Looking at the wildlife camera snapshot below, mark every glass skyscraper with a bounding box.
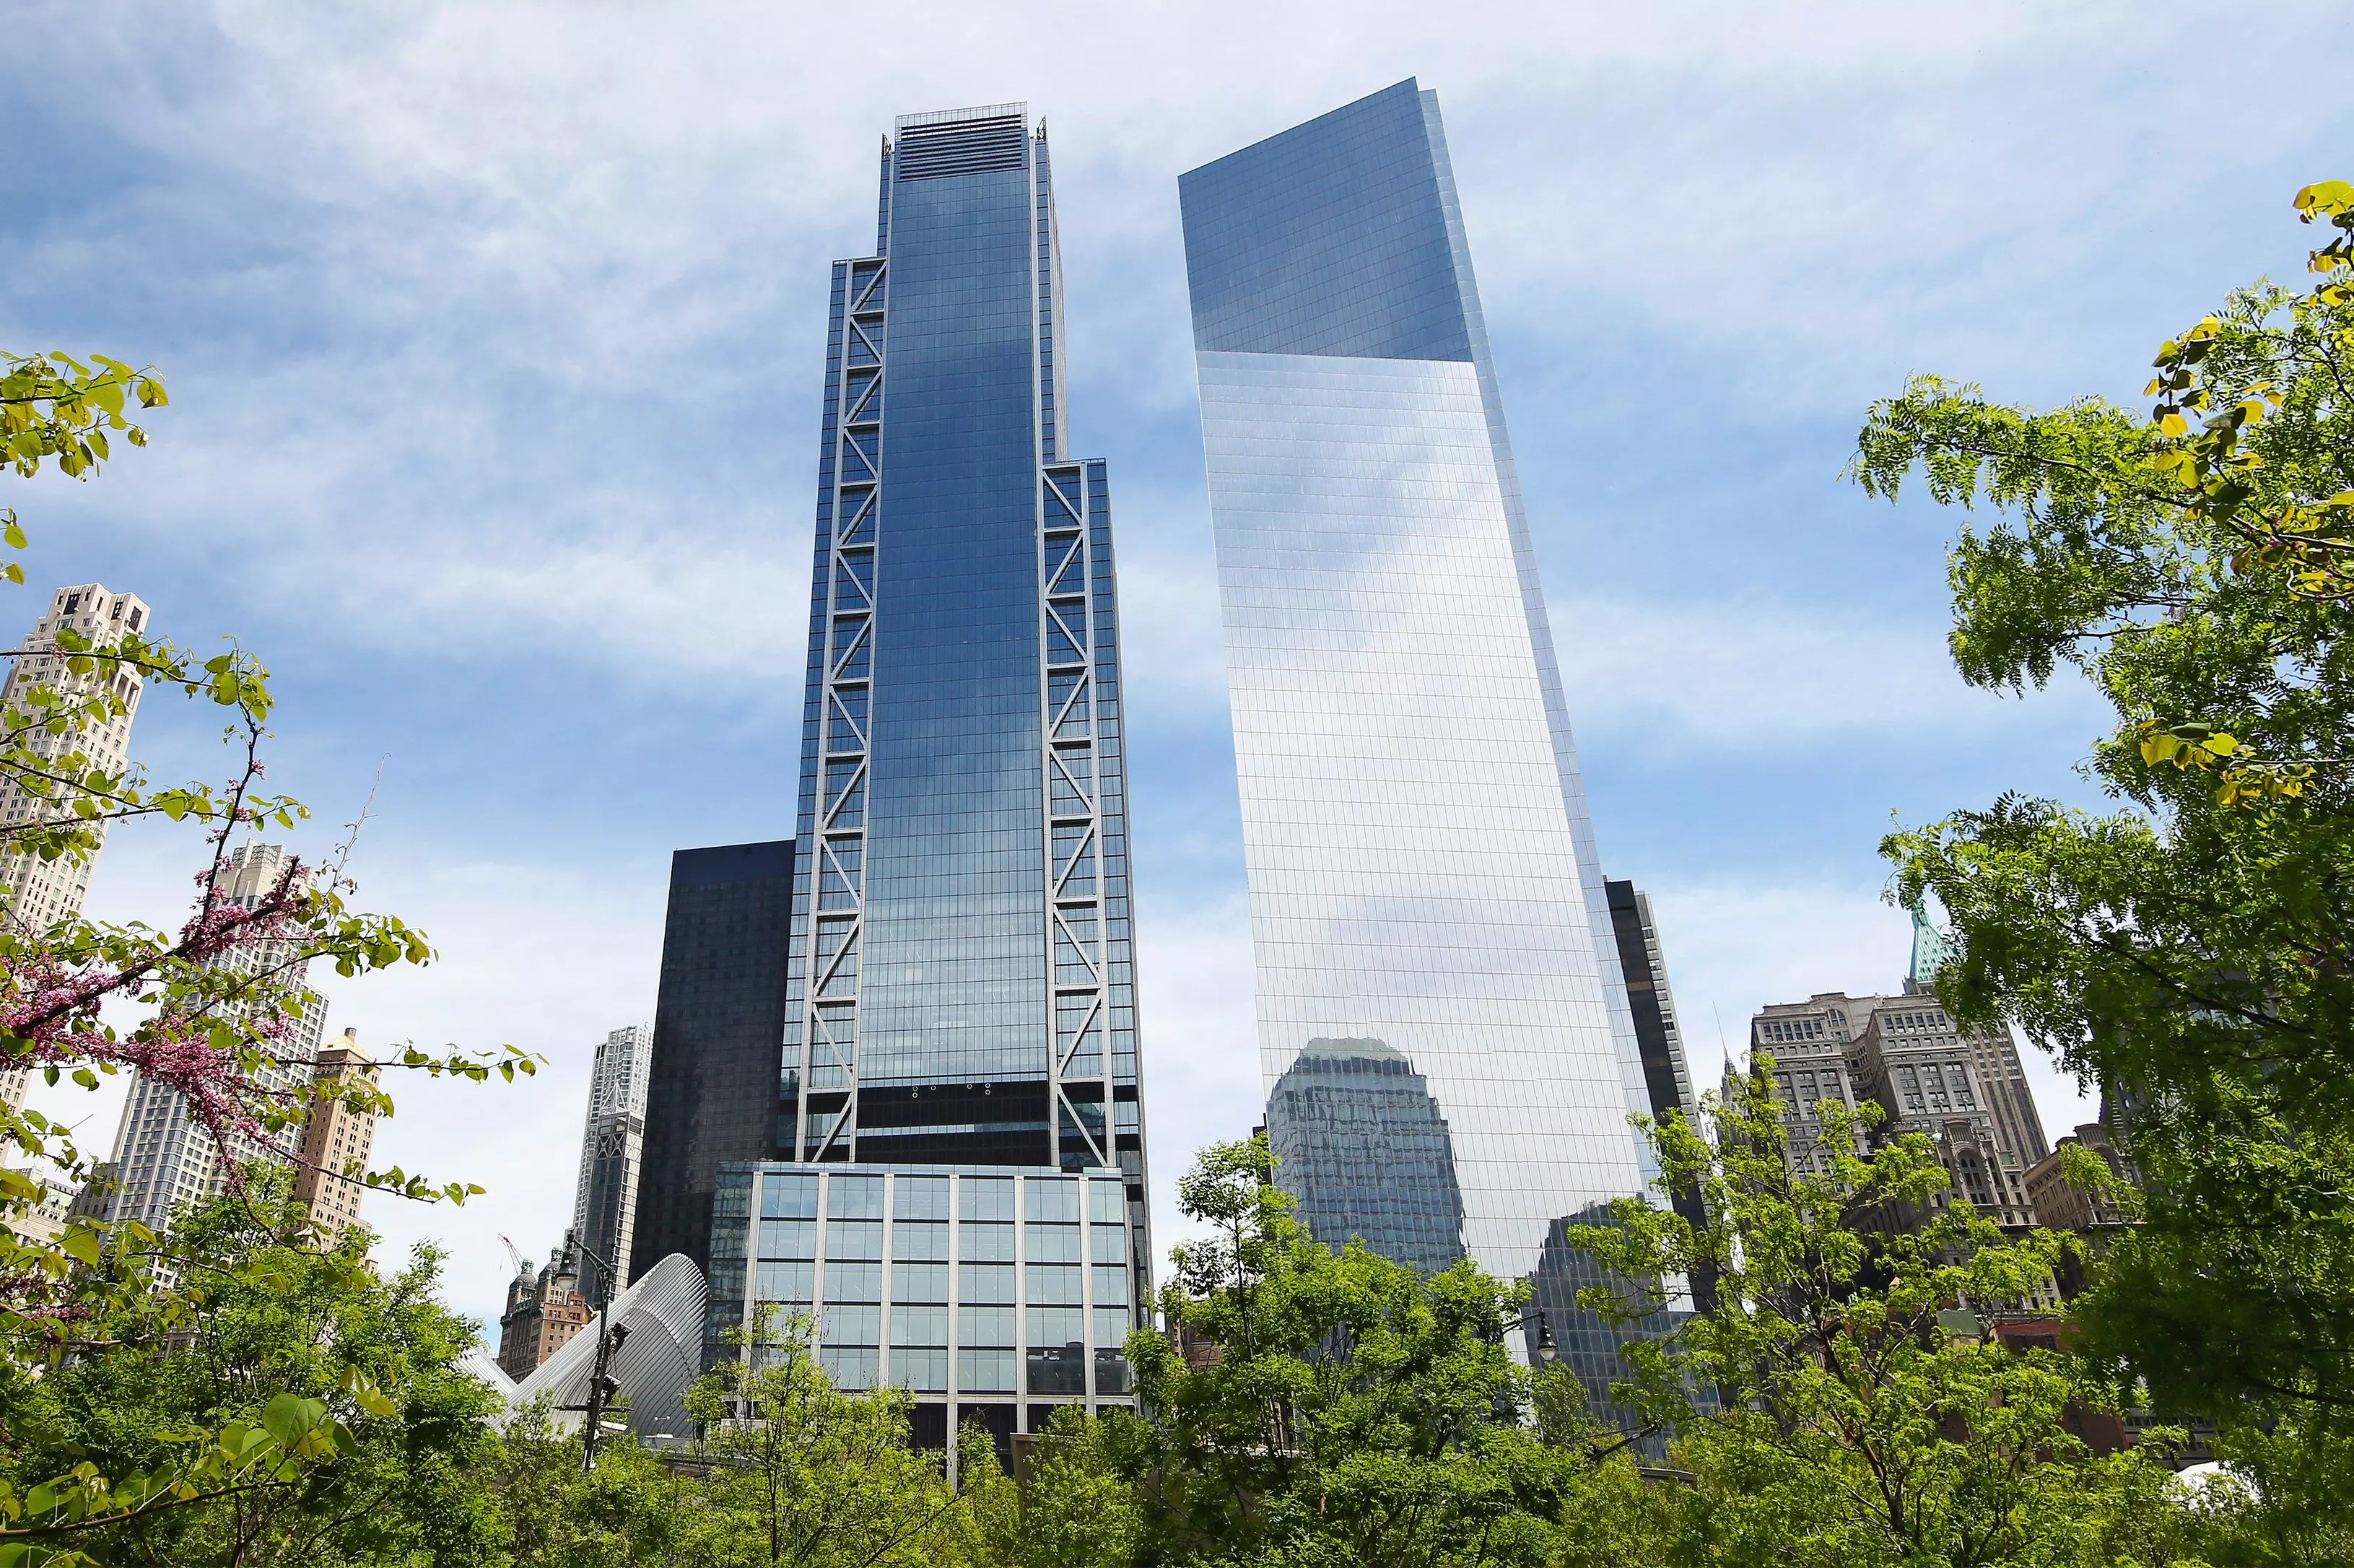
[1181,80,1653,1284]
[633,840,797,1291]
[701,104,1150,1448]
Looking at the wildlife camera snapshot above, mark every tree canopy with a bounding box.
[1852,180,2354,1438]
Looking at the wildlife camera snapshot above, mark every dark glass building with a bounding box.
[699,104,1153,1452]
[1605,879,1706,1237]
[1263,1038,1465,1272]
[629,840,796,1286]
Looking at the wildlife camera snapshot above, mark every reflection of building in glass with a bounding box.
[689,104,1151,1462]
[1265,1038,1464,1272]
[1180,79,1652,1285]
[1524,1202,1683,1455]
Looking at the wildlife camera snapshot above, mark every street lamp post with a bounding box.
[562,1227,628,1473]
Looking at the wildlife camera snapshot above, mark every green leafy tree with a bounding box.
[1848,180,2354,1444]
[962,1407,1141,1568]
[1115,1136,1642,1568]
[1572,1076,2200,1568]
[481,1406,684,1567]
[680,1309,968,1568]
[0,1170,504,1566]
[0,345,537,1557]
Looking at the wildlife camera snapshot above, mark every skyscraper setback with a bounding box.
[1181,81,1652,1284]
[697,105,1152,1447]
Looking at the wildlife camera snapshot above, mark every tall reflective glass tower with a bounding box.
[707,105,1151,1442]
[1180,80,1652,1281]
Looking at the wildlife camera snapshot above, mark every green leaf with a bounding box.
[56,1227,103,1268]
[259,1393,325,1449]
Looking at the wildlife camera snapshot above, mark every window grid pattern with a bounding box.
[713,1164,1138,1413]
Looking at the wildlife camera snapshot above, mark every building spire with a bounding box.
[1906,899,1953,996]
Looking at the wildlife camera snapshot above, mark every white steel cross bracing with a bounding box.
[1039,462,1112,1171]
[797,255,886,1162]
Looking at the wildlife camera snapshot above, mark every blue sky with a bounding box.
[6,0,2349,1329]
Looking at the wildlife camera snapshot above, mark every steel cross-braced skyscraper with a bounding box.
[785,103,1144,1201]
[1180,80,1654,1283]
[719,110,1150,1441]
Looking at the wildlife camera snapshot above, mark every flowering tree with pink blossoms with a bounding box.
[0,350,535,1560]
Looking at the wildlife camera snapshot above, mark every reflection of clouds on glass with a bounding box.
[1196,346,1646,1279]
[1187,82,1660,1283]
[1265,1038,1465,1273]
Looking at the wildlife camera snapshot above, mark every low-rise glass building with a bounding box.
[708,1163,1144,1452]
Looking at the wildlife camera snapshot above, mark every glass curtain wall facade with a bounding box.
[1181,79,1652,1284]
[731,103,1148,1447]
[632,841,797,1286]
[709,1164,1142,1452]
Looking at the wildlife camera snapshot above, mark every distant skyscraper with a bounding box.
[1264,1038,1465,1273]
[92,843,329,1232]
[699,104,1154,1454]
[0,583,152,1110]
[632,842,795,1284]
[1605,881,1696,1132]
[572,1022,652,1302]
[1180,79,1652,1285]
[1605,880,1704,1239]
[291,1027,378,1238]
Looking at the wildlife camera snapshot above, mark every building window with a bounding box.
[959,1348,1016,1393]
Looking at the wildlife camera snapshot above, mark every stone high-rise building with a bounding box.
[1904,903,2047,1171]
[0,583,152,1110]
[1745,986,2042,1231]
[497,1253,592,1380]
[1743,909,2049,1234]
[88,843,330,1232]
[570,1022,651,1303]
[292,1029,379,1238]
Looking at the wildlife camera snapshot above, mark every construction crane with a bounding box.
[500,1234,531,1281]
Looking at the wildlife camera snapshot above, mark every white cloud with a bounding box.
[1551,592,2106,755]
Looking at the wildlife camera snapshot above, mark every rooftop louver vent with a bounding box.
[894,110,1028,180]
